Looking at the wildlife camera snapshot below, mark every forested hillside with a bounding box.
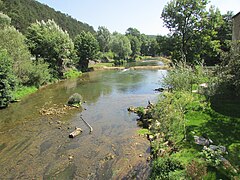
[1,0,95,37]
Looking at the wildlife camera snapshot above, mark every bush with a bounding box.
[228,143,240,169]
[63,69,82,79]
[150,156,183,179]
[163,61,209,92]
[17,59,51,87]
[214,42,240,95]
[98,51,115,62]
[0,50,17,108]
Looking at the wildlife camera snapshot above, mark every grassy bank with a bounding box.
[133,62,239,179]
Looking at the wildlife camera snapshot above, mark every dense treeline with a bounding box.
[1,0,95,37]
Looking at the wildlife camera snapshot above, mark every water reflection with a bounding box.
[0,69,167,179]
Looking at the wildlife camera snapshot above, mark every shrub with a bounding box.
[228,143,240,169]
[163,61,209,92]
[0,50,17,108]
[214,42,240,95]
[17,59,51,87]
[150,156,183,179]
[63,69,82,79]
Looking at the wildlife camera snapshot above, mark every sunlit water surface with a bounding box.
[0,69,166,179]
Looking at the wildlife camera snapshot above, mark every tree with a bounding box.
[156,35,175,57]
[140,34,151,56]
[125,27,141,39]
[0,26,32,84]
[127,35,141,58]
[217,11,233,52]
[149,38,159,57]
[26,19,75,77]
[0,16,51,87]
[74,31,99,70]
[0,50,16,108]
[161,0,209,62]
[126,28,142,58]
[0,12,11,28]
[200,6,223,65]
[97,26,111,52]
[216,42,240,95]
[110,32,132,60]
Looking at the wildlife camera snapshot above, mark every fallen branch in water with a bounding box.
[69,127,82,138]
[80,115,93,133]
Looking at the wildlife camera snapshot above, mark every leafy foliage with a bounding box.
[26,19,75,78]
[74,31,99,70]
[1,0,95,37]
[97,26,111,53]
[0,12,11,28]
[0,25,50,87]
[0,50,16,108]
[163,61,209,92]
[0,26,31,69]
[150,157,183,180]
[63,69,82,79]
[110,32,132,60]
[127,35,141,58]
[214,42,240,95]
[161,0,229,64]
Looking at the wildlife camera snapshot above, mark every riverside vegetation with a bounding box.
[132,46,240,179]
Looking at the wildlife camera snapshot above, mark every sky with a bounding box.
[36,0,239,35]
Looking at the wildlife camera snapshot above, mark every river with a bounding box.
[0,68,166,179]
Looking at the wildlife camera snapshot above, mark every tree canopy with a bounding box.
[0,50,16,108]
[97,26,111,53]
[161,0,209,62]
[1,0,95,37]
[110,32,132,60]
[74,31,99,70]
[26,19,75,78]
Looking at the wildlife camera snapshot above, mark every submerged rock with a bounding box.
[67,93,82,107]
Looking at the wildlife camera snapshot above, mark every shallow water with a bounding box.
[0,69,166,179]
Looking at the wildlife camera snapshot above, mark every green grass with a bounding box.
[13,86,38,100]
[150,92,240,179]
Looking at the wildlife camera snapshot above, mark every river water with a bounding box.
[0,69,166,179]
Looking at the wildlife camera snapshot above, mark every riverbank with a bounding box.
[131,63,240,179]
[90,65,169,71]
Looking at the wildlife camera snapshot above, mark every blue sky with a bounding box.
[36,0,239,35]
